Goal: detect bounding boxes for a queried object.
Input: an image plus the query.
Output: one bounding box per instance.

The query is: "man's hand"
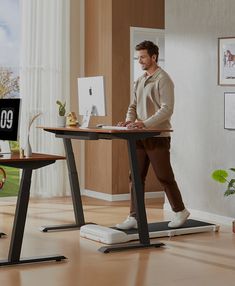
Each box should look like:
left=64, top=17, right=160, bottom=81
left=117, top=120, right=132, bottom=127
left=126, top=120, right=145, bottom=129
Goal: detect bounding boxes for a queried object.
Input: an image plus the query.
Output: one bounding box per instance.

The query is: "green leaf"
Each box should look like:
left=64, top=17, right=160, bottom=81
left=228, top=179, right=235, bottom=189
left=211, top=170, right=228, bottom=183
left=56, top=100, right=66, bottom=116
left=229, top=168, right=235, bottom=172
left=224, top=189, right=235, bottom=196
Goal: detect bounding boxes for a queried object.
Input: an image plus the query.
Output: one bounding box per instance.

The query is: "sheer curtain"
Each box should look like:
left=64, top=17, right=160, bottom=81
left=19, top=0, right=70, bottom=197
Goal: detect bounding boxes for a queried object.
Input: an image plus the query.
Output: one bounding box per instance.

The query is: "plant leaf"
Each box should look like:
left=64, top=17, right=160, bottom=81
left=211, top=170, right=228, bottom=183
left=228, top=179, right=235, bottom=189
left=224, top=189, right=235, bottom=196
left=229, top=168, right=235, bottom=172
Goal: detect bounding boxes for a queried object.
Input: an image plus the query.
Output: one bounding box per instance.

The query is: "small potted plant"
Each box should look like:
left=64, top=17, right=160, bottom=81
left=211, top=168, right=235, bottom=232
left=211, top=168, right=235, bottom=196
left=56, top=100, right=66, bottom=127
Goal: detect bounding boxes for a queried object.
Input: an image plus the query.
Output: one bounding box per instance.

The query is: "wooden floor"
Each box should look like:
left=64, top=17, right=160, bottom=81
left=0, top=196, right=235, bottom=286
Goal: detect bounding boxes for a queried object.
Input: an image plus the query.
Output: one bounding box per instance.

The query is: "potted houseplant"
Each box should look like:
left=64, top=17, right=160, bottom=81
left=211, top=168, right=235, bottom=232
left=211, top=168, right=235, bottom=196
left=56, top=100, right=66, bottom=127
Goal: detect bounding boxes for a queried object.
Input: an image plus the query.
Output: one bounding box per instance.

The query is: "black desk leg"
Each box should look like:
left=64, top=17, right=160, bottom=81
left=99, top=138, right=164, bottom=253
left=0, top=168, right=66, bottom=266
left=40, top=138, right=85, bottom=232
left=127, top=138, right=150, bottom=245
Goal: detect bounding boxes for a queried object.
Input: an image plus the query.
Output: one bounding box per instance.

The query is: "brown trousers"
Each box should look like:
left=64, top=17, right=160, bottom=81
left=130, top=137, right=185, bottom=217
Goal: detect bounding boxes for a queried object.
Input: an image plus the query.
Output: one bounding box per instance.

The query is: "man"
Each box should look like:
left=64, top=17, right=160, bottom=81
left=116, top=40, right=189, bottom=230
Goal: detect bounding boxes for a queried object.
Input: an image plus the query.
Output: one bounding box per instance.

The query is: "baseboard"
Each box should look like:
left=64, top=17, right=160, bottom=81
left=0, top=191, right=164, bottom=204
left=164, top=202, right=234, bottom=226
left=81, top=189, right=164, bottom=202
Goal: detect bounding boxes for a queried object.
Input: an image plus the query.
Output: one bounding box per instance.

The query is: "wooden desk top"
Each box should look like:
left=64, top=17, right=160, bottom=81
left=39, top=126, right=173, bottom=134
left=0, top=152, right=65, bottom=163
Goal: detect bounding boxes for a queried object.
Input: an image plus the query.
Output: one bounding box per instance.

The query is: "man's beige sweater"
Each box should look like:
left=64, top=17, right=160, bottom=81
left=126, top=67, right=174, bottom=137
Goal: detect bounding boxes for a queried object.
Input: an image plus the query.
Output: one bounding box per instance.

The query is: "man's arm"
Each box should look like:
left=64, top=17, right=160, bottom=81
left=143, top=76, right=174, bottom=128
left=125, top=82, right=138, bottom=123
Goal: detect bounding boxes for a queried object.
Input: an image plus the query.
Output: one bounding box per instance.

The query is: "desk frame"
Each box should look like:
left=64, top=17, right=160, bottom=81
left=40, top=138, right=85, bottom=232
left=42, top=127, right=169, bottom=252
left=0, top=154, right=67, bottom=266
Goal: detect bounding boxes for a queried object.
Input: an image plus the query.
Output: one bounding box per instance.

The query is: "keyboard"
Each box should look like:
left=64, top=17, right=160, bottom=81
left=100, top=125, right=129, bottom=130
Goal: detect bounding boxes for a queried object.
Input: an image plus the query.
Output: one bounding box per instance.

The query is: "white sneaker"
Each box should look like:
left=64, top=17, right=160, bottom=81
left=168, top=209, right=190, bottom=228
left=115, top=215, right=138, bottom=230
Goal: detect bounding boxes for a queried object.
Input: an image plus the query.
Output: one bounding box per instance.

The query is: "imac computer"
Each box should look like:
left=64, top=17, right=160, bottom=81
left=77, top=76, right=106, bottom=127
left=0, top=98, right=21, bottom=154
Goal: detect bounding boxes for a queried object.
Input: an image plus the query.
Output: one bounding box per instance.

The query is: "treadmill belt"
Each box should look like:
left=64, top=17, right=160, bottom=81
left=112, top=219, right=215, bottom=234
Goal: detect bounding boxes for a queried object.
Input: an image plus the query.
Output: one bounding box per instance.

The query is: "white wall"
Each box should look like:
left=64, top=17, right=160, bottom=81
left=165, top=0, right=235, bottom=217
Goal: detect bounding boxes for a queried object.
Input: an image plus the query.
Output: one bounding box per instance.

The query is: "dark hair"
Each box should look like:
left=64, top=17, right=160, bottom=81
left=135, top=41, right=159, bottom=62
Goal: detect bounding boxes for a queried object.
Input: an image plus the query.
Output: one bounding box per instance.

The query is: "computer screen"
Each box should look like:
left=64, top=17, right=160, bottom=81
left=0, top=98, right=20, bottom=141
left=77, top=76, right=106, bottom=117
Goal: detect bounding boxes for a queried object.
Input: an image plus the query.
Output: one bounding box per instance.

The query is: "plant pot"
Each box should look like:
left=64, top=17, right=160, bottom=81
left=57, top=116, right=66, bottom=127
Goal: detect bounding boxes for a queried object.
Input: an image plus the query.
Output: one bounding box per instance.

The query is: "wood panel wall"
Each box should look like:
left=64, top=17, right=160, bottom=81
left=70, top=0, right=83, bottom=186
left=84, top=0, right=164, bottom=196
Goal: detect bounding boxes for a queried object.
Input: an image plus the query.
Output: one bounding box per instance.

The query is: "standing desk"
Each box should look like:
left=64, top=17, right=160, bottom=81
left=0, top=153, right=67, bottom=266
left=41, top=126, right=171, bottom=252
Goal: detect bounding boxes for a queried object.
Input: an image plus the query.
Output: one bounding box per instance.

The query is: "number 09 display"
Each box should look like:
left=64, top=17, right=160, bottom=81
left=0, top=109, right=14, bottom=130
left=0, top=99, right=20, bottom=141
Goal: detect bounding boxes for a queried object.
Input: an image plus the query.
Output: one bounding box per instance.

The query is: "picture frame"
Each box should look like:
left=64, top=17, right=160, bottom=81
left=218, top=37, right=235, bottom=85
left=224, top=92, right=235, bottom=129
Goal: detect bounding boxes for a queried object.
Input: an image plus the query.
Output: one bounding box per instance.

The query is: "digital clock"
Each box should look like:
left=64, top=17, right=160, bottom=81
left=0, top=108, right=14, bottom=131
left=0, top=98, right=20, bottom=141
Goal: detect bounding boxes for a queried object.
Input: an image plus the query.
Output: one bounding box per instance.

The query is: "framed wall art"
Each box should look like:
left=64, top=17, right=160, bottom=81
left=224, top=92, right=235, bottom=129
left=218, top=37, right=235, bottom=85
